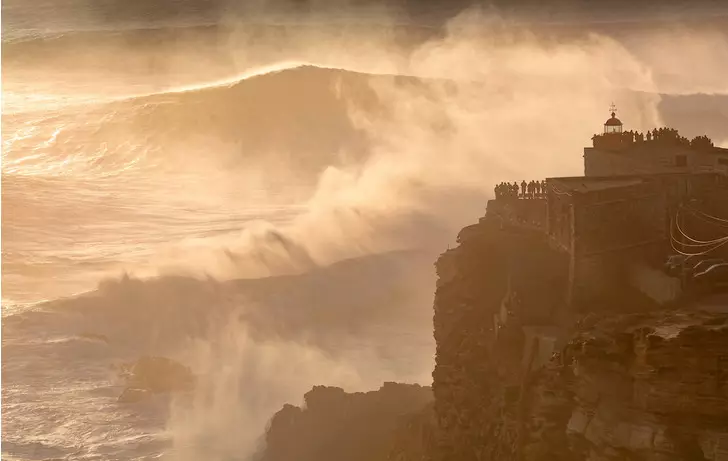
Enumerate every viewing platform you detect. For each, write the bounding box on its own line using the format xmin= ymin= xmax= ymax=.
xmin=587 ymin=107 xmax=728 ymax=176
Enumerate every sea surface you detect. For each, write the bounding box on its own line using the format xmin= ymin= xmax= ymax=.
xmin=3 ymin=2 xmax=728 ymax=460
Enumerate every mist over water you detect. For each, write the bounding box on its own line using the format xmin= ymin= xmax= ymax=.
xmin=3 ymin=3 xmax=728 ymax=460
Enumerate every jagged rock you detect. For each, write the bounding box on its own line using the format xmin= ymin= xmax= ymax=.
xmin=258 ymin=382 xmax=432 ymax=461
xmin=568 ymin=311 xmax=728 ymax=460
xmin=117 ymin=356 xmax=195 ymax=402
xmin=517 ymin=310 xmax=728 ymax=461
xmin=431 ymin=211 xmax=728 ymax=461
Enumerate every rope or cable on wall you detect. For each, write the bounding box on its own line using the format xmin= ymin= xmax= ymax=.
xmin=669 ymin=213 xmax=728 ymax=256
xmin=675 ymin=208 xmax=728 ymax=245
xmin=669 ymin=231 xmax=728 ymax=256
xmin=684 ymin=206 xmax=728 ymax=229
xmin=549 ymin=186 xmax=572 ymax=197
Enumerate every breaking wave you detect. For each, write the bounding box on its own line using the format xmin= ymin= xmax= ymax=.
xmin=2 ymin=249 xmax=438 ymax=460
xmin=4 ymin=10 xmax=728 ymax=461
xmin=2 ymin=64 xmax=400 ymax=178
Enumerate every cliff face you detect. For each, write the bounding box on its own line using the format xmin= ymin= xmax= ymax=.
xmin=259 ymin=383 xmax=432 ymax=461
xmin=431 ymin=212 xmax=728 ymax=461
xmin=524 ymin=311 xmax=728 ymax=461
xmin=432 ymin=214 xmax=568 ymax=461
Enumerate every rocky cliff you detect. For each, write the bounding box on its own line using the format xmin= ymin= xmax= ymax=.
xmin=258 ymin=383 xmax=432 ymax=461
xmin=258 ymin=206 xmax=728 ymax=461
xmin=522 ymin=310 xmax=728 ymax=461
xmin=431 ymin=209 xmax=728 ymax=461
xmin=432 ymin=212 xmax=569 ymax=461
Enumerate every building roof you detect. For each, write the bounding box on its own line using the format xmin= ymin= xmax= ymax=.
xmin=604 ymin=112 xmax=622 ymax=126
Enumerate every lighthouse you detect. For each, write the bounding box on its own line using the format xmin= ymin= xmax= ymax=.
xmin=585 ymin=103 xmax=728 ymax=176
xmin=603 ymin=103 xmax=623 ymax=134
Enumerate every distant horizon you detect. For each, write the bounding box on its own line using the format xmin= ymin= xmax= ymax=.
xmin=3 ymin=0 xmax=728 ymax=34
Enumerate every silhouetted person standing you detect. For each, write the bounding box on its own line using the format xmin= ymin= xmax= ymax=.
xmin=521 ymin=180 xmax=527 ymax=198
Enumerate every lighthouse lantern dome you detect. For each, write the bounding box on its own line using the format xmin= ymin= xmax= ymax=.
xmin=604 ymin=103 xmax=623 ymax=134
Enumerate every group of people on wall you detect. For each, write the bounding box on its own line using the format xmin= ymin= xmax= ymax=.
xmin=494 ymin=180 xmax=547 ymax=200
xmin=594 ymin=127 xmax=715 ymax=151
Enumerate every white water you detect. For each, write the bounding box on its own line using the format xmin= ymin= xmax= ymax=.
xmin=3 ymin=5 xmax=728 ymax=460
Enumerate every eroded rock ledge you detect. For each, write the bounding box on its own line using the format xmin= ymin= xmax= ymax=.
xmin=525 ymin=310 xmax=728 ymax=461
xmin=258 ymin=383 xmax=432 ymax=461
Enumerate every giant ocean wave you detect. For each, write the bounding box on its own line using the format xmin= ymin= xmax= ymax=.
xmin=2 ymin=56 xmax=467 ymax=460
xmin=4 ymin=11 xmax=728 ymax=461
xmin=3 ymin=65 xmax=403 ymax=175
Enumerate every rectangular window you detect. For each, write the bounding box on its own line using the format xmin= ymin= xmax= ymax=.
xmin=675 ymin=155 xmax=687 ymax=167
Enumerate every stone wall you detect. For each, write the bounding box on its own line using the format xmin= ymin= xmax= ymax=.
xmin=628 ymin=262 xmax=682 ymax=305
xmin=545 ymin=186 xmax=573 ymax=253
xmin=571 ymin=250 xmax=665 ymax=314
xmin=573 ymin=182 xmax=666 ymax=257
xmin=486 ymin=199 xmax=548 ymax=231
xmin=584 ymin=146 xmax=728 ymax=177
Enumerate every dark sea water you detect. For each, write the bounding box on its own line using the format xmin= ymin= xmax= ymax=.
xmin=2 ymin=2 xmax=728 ymax=460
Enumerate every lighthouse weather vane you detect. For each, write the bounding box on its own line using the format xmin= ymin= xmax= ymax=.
xmin=609 ymin=102 xmax=617 ymax=117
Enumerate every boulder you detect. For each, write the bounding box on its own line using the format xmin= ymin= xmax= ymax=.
xmin=117 ymin=356 xmax=195 ymax=402
xmin=259 ymin=383 xmax=432 ymax=461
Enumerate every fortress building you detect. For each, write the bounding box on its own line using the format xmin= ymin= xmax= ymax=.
xmin=488 ymin=107 xmax=728 ymax=310
xmin=586 ymin=105 xmax=728 ymax=176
